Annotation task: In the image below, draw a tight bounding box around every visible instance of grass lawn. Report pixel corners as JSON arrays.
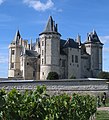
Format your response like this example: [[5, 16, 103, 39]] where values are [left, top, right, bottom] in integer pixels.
[[106, 98, 109, 107], [96, 111, 109, 120]]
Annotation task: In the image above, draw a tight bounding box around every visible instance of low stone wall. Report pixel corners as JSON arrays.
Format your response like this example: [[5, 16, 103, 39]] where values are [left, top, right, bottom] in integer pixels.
[[0, 79, 109, 96]]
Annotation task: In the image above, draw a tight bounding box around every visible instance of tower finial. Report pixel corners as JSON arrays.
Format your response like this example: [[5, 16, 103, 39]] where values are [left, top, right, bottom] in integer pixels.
[[76, 33, 81, 45], [30, 39, 32, 50], [93, 29, 96, 34]]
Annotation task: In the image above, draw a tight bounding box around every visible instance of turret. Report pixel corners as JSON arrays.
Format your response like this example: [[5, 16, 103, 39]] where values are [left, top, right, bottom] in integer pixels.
[[76, 34, 81, 46], [84, 30, 103, 77], [39, 16, 61, 80], [8, 30, 22, 79]]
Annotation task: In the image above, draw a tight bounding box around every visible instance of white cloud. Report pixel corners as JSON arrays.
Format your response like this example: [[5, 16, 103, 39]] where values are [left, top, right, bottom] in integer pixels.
[[57, 8, 63, 12], [23, 0, 54, 11], [53, 7, 63, 12], [0, 0, 4, 5]]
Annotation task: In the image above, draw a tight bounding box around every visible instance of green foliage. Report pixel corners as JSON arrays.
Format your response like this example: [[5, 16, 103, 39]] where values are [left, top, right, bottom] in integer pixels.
[[0, 86, 96, 120], [97, 71, 109, 79], [47, 72, 59, 80]]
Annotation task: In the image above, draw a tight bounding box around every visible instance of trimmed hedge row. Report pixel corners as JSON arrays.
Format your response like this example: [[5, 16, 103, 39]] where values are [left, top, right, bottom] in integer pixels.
[[0, 86, 96, 120]]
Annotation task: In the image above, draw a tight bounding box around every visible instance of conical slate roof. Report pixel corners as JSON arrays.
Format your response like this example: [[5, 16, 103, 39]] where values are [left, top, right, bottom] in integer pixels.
[[12, 30, 21, 43], [39, 16, 61, 36], [44, 16, 54, 32], [85, 30, 103, 44]]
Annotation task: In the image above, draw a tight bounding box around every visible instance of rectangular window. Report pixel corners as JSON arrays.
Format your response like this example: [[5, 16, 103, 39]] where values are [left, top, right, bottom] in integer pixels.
[[72, 55, 74, 63], [12, 50, 15, 55], [75, 55, 78, 63], [42, 72, 44, 75], [11, 63, 14, 68], [42, 59, 44, 64], [42, 50, 44, 55], [42, 41, 44, 46]]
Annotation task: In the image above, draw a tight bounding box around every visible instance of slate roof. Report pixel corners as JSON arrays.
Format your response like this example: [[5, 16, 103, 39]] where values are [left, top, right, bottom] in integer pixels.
[[12, 30, 21, 43], [60, 39, 79, 55], [25, 50, 39, 57], [44, 16, 55, 32], [60, 39, 66, 48], [63, 38, 79, 49], [60, 40, 66, 55], [39, 16, 61, 36], [85, 30, 103, 44]]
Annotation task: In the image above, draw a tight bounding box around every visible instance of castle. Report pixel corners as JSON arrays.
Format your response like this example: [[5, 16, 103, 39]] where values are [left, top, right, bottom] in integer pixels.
[[8, 16, 103, 80]]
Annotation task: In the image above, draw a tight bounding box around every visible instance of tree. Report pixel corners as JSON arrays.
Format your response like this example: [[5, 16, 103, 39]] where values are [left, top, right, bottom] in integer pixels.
[[47, 72, 59, 80], [97, 71, 109, 79]]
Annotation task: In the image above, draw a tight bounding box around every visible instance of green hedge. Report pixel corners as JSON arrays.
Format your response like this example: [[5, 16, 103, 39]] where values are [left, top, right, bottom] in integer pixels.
[[0, 86, 96, 120], [47, 72, 59, 80]]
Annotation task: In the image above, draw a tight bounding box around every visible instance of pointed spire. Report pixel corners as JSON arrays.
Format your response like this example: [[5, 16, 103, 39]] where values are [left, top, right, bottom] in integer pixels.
[[44, 16, 54, 32], [55, 24, 58, 32], [39, 16, 61, 36], [86, 30, 102, 43], [13, 30, 21, 43], [30, 39, 32, 50], [44, 16, 59, 33], [76, 34, 81, 45], [93, 29, 96, 34]]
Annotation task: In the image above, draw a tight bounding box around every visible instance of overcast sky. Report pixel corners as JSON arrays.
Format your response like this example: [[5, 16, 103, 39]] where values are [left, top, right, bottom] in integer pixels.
[[0, 0, 109, 78]]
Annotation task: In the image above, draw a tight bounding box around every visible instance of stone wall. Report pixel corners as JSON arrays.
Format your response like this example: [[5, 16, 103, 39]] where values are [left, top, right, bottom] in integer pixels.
[[0, 79, 109, 96]]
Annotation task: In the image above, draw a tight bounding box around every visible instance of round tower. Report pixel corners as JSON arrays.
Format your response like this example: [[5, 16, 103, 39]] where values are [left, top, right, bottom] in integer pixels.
[[8, 30, 22, 79], [84, 30, 103, 77], [39, 16, 61, 80]]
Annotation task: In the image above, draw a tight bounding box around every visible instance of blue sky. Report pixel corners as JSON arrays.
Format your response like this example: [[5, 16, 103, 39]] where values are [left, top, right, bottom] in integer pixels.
[[0, 0, 109, 78]]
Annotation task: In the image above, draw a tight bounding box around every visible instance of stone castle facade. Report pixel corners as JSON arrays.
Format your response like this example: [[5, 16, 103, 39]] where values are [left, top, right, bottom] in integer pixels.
[[8, 16, 103, 80]]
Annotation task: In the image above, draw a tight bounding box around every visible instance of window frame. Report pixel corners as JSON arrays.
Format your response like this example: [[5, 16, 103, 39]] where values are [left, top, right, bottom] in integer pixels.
[[12, 50, 15, 55], [75, 55, 78, 63], [11, 63, 14, 69]]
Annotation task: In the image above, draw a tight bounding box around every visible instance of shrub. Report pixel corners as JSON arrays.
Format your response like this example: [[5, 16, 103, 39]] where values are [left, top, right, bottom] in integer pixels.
[[0, 86, 97, 120], [47, 72, 59, 80], [97, 71, 109, 79]]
